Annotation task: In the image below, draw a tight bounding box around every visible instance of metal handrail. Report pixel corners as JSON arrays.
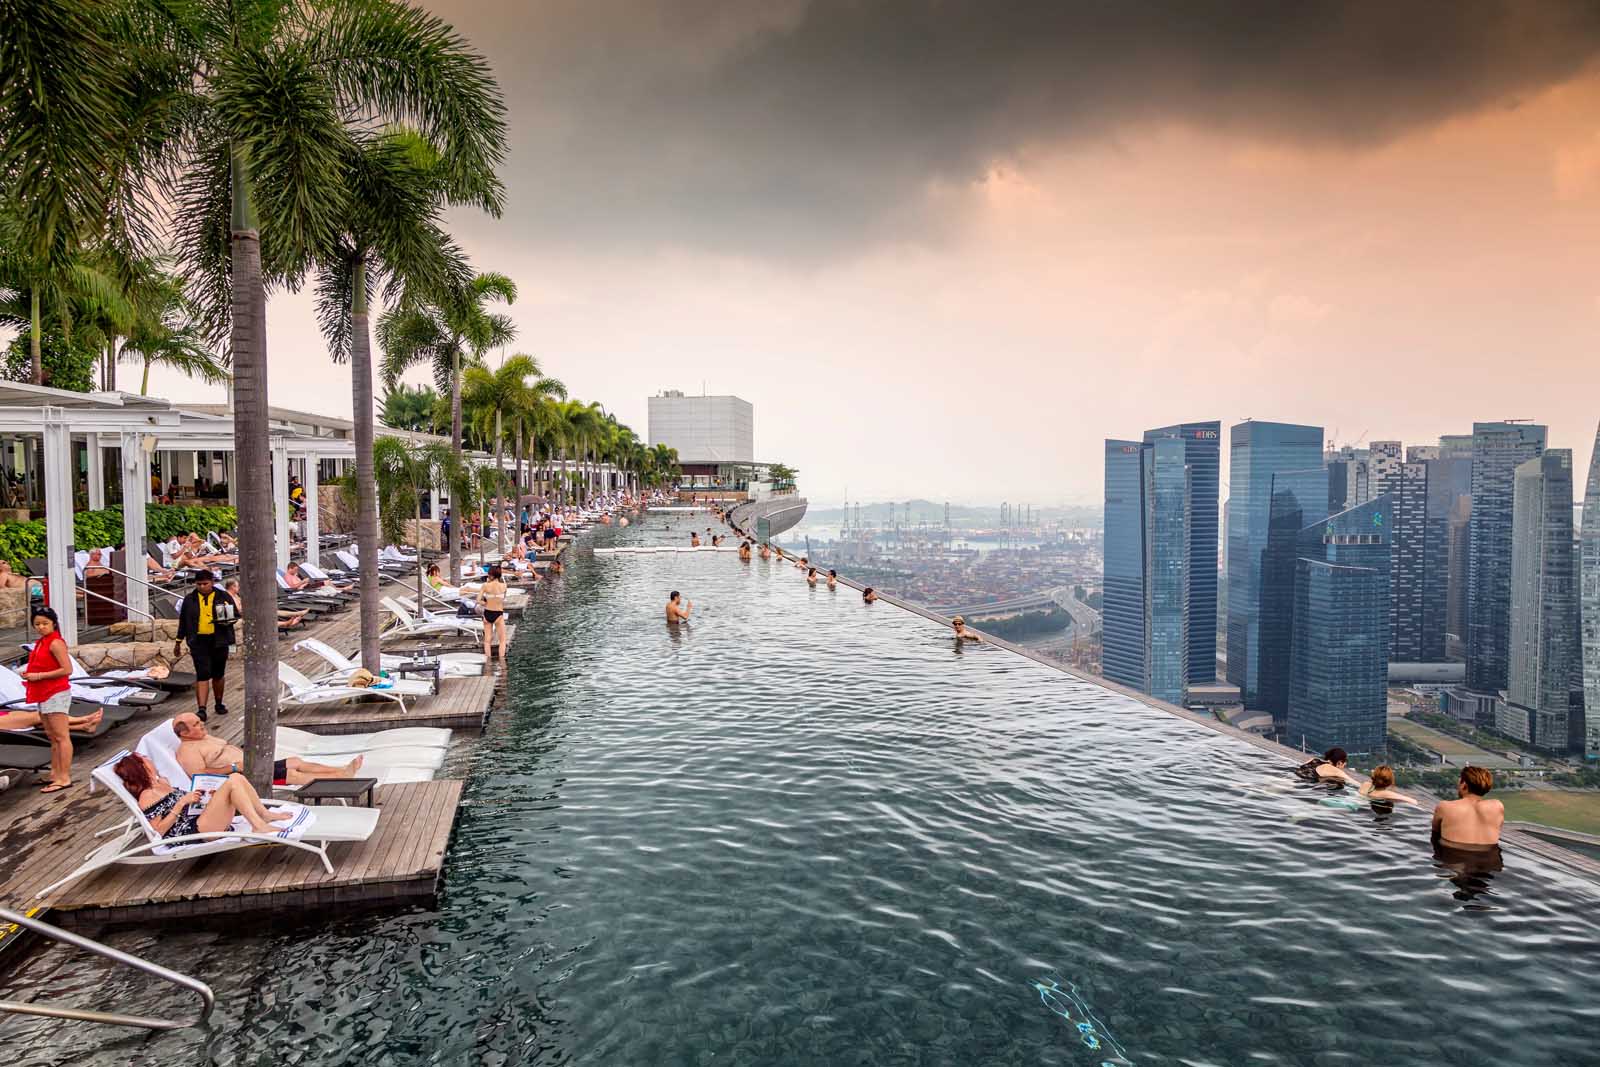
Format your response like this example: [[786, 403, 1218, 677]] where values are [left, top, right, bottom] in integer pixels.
[[0, 906, 215, 1030], [74, 578, 156, 621]]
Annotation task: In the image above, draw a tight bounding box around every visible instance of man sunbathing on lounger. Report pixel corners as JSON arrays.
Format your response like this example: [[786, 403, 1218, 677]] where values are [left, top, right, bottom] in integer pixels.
[[172, 712, 364, 787]]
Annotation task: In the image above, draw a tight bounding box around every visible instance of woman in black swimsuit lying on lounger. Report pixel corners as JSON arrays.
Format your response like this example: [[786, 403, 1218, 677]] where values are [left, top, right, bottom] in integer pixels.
[[114, 753, 295, 839]]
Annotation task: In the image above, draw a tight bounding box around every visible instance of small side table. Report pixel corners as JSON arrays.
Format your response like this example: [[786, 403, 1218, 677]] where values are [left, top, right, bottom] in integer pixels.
[[297, 777, 379, 807]]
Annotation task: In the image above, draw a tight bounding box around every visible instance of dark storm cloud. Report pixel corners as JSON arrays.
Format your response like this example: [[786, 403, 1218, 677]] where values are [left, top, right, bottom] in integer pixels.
[[444, 0, 1600, 253]]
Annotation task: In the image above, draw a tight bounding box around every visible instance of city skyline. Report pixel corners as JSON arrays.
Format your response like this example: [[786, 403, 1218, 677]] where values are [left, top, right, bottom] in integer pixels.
[[110, 1, 1600, 505]]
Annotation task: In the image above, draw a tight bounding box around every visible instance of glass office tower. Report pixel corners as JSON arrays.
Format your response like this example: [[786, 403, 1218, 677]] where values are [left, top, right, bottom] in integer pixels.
[[1227, 421, 1325, 708], [1506, 450, 1579, 753], [1143, 437, 1191, 703], [1258, 467, 1329, 723], [1102, 440, 1147, 690], [1583, 423, 1600, 759], [1287, 498, 1392, 754], [1144, 421, 1221, 684], [1378, 460, 1429, 662], [1423, 456, 1473, 662], [1468, 422, 1547, 693]]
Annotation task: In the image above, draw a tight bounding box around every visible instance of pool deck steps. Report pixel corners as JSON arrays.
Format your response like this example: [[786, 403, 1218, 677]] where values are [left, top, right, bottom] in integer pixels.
[[0, 577, 503, 950]]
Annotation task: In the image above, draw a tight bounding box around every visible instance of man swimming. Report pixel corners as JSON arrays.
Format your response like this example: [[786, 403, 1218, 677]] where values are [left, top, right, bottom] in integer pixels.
[[759, 543, 772, 560], [863, 587, 878, 603], [826, 569, 837, 590], [1432, 766, 1504, 850], [690, 533, 701, 548], [738, 541, 752, 561], [951, 616, 981, 642], [666, 590, 692, 622]]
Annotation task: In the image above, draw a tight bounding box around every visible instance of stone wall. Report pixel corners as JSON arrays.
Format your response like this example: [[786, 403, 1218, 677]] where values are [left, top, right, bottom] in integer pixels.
[[404, 519, 443, 552], [318, 484, 355, 534]]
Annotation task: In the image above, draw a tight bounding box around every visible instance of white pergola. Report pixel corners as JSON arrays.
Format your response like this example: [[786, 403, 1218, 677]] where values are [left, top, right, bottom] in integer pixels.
[[0, 386, 382, 644], [0, 381, 624, 645]]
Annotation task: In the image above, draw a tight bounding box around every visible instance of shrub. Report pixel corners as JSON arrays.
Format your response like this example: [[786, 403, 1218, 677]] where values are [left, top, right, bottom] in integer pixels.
[[0, 503, 239, 573]]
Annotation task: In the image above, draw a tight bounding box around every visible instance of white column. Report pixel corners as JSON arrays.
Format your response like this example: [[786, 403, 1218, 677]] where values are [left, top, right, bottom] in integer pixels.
[[120, 431, 150, 620], [429, 487, 440, 522], [85, 433, 105, 511], [42, 412, 76, 645], [273, 440, 290, 568], [304, 456, 320, 566]]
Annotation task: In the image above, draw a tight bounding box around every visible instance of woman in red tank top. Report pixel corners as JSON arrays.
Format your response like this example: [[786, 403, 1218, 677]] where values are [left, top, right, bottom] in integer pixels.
[[21, 607, 76, 792]]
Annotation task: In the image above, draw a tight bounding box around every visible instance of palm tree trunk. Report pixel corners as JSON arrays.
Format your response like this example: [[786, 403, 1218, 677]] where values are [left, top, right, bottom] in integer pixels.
[[449, 349, 463, 585], [495, 408, 506, 554], [348, 255, 382, 674], [229, 144, 277, 791], [415, 495, 425, 612], [29, 288, 42, 386], [141, 356, 151, 396]]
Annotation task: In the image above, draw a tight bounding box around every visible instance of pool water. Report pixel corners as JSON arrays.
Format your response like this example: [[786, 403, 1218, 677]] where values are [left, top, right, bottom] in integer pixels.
[[6, 519, 1600, 1065]]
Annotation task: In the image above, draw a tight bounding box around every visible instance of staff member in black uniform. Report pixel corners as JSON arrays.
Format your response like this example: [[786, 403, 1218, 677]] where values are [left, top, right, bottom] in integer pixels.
[[173, 571, 238, 721]]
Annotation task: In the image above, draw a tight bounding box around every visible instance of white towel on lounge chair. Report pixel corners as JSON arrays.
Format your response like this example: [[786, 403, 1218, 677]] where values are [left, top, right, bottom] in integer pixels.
[[135, 720, 442, 788]]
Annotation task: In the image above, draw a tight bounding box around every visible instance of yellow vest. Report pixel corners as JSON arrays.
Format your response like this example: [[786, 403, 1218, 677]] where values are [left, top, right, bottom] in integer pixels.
[[196, 591, 215, 635]]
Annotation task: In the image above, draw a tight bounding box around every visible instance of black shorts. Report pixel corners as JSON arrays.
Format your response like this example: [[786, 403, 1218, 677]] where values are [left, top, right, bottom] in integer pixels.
[[188, 636, 229, 682]]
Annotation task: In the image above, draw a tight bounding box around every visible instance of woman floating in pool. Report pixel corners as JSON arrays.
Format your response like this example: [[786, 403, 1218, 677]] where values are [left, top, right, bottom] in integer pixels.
[[1295, 747, 1358, 786], [1359, 765, 1418, 808]]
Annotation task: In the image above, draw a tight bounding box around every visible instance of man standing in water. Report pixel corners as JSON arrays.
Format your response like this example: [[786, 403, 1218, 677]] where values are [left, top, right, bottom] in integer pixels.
[[666, 590, 692, 622], [951, 616, 982, 643], [1431, 766, 1504, 850]]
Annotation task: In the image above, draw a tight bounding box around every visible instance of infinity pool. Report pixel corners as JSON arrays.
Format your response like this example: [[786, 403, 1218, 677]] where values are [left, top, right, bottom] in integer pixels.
[[7, 518, 1600, 1064]]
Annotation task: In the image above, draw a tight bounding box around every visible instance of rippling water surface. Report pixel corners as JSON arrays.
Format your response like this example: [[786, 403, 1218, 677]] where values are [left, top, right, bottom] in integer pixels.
[[7, 519, 1600, 1065]]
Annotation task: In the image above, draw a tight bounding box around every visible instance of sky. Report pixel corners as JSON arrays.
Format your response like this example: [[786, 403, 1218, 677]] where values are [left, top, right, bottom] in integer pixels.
[[138, 0, 1600, 506]]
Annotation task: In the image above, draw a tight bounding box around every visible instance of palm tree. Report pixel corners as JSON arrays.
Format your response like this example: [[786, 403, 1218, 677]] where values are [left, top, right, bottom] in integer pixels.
[[463, 354, 565, 551], [167, 0, 507, 787], [315, 125, 498, 687], [380, 383, 443, 432], [372, 435, 464, 612], [506, 377, 568, 499], [378, 271, 515, 583], [116, 270, 227, 394]]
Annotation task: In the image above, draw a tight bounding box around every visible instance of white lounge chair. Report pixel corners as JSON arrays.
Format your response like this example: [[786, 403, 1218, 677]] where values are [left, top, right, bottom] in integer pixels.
[[279, 662, 410, 712], [293, 636, 483, 681], [36, 748, 381, 898], [132, 719, 442, 790], [276, 724, 451, 756], [288, 641, 437, 697], [381, 597, 482, 640], [67, 656, 169, 707]]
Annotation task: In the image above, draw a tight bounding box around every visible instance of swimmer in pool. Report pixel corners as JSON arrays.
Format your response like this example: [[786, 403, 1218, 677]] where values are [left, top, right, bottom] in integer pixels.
[[1295, 747, 1357, 786], [951, 616, 981, 642], [666, 590, 692, 622], [1432, 766, 1504, 851], [738, 541, 751, 561], [690, 532, 701, 548], [863, 587, 878, 603], [806, 566, 818, 587], [1359, 765, 1418, 807], [759, 543, 772, 560], [826, 569, 837, 590]]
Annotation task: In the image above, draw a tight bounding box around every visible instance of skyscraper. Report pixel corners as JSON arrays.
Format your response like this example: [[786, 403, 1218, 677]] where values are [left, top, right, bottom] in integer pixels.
[[1143, 421, 1221, 684], [1143, 437, 1191, 703], [1579, 423, 1600, 759], [1504, 450, 1578, 752], [1467, 422, 1547, 693], [1102, 440, 1147, 690], [1227, 421, 1325, 708], [1104, 426, 1211, 702], [1258, 466, 1328, 722], [1423, 455, 1473, 662], [1376, 459, 1428, 662], [1288, 497, 1392, 754]]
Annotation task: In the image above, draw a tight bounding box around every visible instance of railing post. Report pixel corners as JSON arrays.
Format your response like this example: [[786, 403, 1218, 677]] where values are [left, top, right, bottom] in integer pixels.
[[120, 431, 150, 621]]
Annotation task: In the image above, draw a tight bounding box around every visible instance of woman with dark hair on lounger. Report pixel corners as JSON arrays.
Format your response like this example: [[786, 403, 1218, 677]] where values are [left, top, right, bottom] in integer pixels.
[[113, 752, 295, 839]]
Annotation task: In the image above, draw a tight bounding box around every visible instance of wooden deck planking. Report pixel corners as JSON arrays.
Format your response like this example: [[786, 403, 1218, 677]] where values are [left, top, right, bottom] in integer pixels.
[[44, 781, 462, 925], [1, 573, 495, 938]]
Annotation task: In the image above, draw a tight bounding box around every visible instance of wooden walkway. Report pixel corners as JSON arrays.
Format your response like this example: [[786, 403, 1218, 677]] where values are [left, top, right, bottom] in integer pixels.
[[0, 577, 499, 947], [43, 780, 462, 927]]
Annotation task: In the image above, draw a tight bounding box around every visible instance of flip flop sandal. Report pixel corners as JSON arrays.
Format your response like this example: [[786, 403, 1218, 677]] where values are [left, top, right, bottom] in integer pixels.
[[39, 782, 72, 794]]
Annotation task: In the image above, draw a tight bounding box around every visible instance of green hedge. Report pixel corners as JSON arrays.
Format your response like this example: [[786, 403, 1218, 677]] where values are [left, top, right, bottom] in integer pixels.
[[0, 504, 239, 573]]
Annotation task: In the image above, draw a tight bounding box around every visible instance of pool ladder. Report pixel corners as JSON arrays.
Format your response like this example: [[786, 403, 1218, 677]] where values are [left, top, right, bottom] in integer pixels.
[[0, 906, 215, 1030]]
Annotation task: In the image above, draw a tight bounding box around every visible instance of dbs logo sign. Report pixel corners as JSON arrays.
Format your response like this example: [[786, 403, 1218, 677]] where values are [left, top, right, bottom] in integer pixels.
[[1193, 430, 1219, 439]]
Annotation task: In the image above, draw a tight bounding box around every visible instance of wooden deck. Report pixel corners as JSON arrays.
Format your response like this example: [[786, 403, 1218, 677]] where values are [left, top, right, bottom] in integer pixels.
[[42, 780, 462, 927], [0, 576, 501, 947]]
